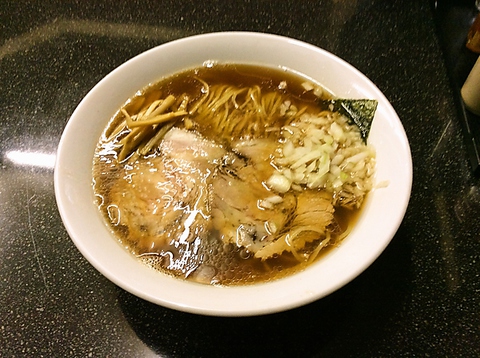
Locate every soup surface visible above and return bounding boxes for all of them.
[92,63,376,285]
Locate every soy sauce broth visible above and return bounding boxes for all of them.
[93,63,367,286]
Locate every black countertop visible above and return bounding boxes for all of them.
[1,0,479,356]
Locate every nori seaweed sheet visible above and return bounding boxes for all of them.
[318,99,378,143]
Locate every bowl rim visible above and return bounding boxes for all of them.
[54,31,412,316]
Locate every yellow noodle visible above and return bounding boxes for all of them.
[307,233,331,264]
[188,77,210,115]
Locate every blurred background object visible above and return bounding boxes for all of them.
[461,57,480,115]
[466,12,480,52]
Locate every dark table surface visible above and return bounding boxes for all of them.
[1,0,479,356]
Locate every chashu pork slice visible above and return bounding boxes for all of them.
[109,128,225,253]
[211,138,334,260]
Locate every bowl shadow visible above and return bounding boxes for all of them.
[117,225,413,357]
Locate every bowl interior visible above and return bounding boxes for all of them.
[54,32,412,316]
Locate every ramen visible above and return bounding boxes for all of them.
[92,63,376,285]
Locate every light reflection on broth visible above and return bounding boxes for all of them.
[92,63,375,286]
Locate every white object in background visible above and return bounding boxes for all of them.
[461,56,480,116]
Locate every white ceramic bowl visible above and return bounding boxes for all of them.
[54,32,412,316]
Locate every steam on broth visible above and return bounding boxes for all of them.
[92,63,376,286]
